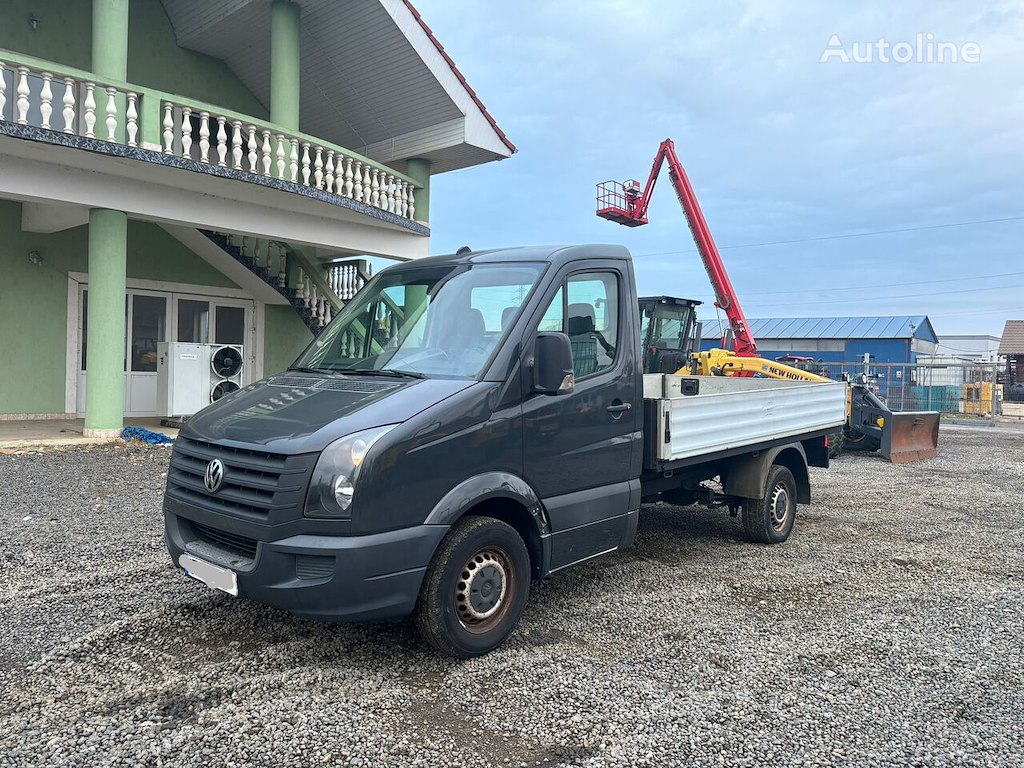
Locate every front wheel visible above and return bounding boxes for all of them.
[414,516,531,658]
[741,465,797,544]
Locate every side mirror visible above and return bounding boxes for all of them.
[533,332,574,395]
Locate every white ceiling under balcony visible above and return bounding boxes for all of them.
[158,0,515,174]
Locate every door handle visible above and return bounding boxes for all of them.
[606,402,632,413]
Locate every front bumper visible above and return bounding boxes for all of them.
[165,509,449,622]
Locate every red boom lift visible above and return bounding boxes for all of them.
[596,138,758,358]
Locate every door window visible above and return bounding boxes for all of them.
[130,295,167,372]
[534,274,620,379]
[215,305,245,345]
[177,299,210,343]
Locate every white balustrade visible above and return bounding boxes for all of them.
[39,73,53,129]
[0,62,414,223]
[126,92,138,147]
[0,57,420,222]
[155,99,420,220]
[105,87,118,141]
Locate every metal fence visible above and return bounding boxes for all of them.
[799,361,1004,424]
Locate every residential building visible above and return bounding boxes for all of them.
[999,320,1024,388]
[0,0,514,434]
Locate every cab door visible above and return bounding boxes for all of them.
[521,263,641,570]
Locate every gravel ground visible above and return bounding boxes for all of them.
[1,427,1022,767]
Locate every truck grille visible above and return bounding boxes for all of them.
[192,521,258,559]
[167,436,318,522]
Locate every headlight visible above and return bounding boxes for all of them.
[304,425,396,518]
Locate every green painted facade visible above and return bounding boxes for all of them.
[406,158,431,223]
[0,201,244,415]
[0,0,267,118]
[270,0,301,130]
[84,208,128,432]
[0,0,431,421]
[264,305,313,377]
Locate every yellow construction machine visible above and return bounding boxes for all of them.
[690,348,940,463]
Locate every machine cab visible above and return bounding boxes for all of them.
[638,296,702,374]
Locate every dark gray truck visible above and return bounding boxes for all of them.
[164,245,846,657]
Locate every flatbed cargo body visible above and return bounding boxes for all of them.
[641,374,847,469]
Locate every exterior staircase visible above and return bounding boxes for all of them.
[200,230,372,335]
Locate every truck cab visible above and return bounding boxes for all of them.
[164,245,844,657]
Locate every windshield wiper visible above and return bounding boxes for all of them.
[348,368,426,379]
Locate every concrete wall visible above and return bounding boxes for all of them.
[0,0,267,117]
[263,305,312,377]
[0,200,240,415]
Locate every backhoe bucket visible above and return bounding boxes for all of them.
[881,411,940,464]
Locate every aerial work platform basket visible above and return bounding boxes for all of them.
[595,179,647,226]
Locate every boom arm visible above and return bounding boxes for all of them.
[691,349,829,381]
[597,139,758,357]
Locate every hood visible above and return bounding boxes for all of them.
[181,372,476,454]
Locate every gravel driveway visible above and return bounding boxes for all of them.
[1,427,1022,767]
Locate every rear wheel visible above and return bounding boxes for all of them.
[741,465,797,544]
[414,516,530,658]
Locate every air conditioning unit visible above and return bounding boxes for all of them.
[210,344,244,402]
[157,342,213,417]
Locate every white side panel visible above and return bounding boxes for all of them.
[655,381,847,461]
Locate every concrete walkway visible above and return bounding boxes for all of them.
[0,418,178,450]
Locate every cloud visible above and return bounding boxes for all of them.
[425,0,1024,333]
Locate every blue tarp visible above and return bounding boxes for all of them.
[122,426,175,444]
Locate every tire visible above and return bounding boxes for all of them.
[827,428,844,459]
[414,515,531,658]
[741,465,797,544]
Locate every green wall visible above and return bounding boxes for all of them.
[0,201,241,415]
[0,0,267,118]
[127,225,237,287]
[0,201,82,415]
[263,305,312,377]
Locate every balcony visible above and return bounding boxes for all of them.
[0,50,428,258]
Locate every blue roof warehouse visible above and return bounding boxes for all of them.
[699,315,939,364]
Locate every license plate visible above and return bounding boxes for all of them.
[178,553,238,596]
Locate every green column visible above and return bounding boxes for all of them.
[84,209,127,438]
[406,158,431,224]
[271,0,301,131]
[92,0,129,80]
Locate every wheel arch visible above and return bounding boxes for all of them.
[722,444,811,504]
[424,472,548,579]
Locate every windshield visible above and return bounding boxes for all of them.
[292,262,544,378]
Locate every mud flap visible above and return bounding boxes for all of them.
[881,411,940,464]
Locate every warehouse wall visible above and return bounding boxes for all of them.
[699,337,917,364]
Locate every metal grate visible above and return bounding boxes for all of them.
[269,375,400,394]
[167,437,317,522]
[295,555,335,580]
[192,521,258,559]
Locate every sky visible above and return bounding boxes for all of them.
[418,1,1024,336]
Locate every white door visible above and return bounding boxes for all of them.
[126,292,168,416]
[75,287,253,417]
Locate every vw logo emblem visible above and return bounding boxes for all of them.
[204,459,225,493]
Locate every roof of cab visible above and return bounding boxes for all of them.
[389,244,633,271]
